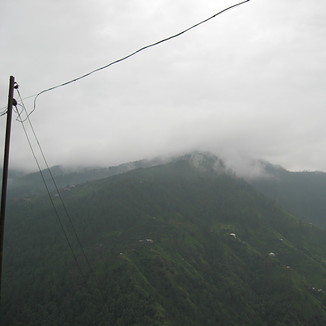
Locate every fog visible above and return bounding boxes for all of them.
[1,0,326,173]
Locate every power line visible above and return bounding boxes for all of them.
[10,0,250,120]
[15,88,111,314]
[14,102,84,275]
[16,88,95,274]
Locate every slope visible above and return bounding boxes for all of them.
[250,162,326,229]
[2,153,326,326]
[6,158,162,198]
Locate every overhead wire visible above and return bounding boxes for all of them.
[7,0,250,120]
[0,105,8,116]
[6,0,250,281]
[16,88,95,274]
[13,101,84,276]
[4,0,251,313]
[15,87,110,313]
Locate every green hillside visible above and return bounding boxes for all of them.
[250,162,326,229]
[2,153,326,326]
[6,158,163,199]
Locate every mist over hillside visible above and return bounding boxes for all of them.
[249,161,326,229]
[5,152,326,231]
[2,152,326,325]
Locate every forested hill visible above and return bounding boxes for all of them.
[5,157,162,198]
[249,162,326,229]
[2,153,326,326]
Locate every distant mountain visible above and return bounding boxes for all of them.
[249,161,326,229]
[7,155,326,231]
[6,157,163,198]
[2,152,326,326]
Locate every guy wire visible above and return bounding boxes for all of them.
[16,88,95,274]
[14,102,84,276]
[16,88,111,314]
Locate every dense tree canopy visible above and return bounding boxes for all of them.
[2,154,326,325]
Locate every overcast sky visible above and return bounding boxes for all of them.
[1,0,326,173]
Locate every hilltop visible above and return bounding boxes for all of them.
[2,153,326,325]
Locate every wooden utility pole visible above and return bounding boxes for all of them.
[0,76,16,301]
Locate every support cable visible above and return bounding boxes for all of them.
[16,88,95,273]
[14,103,84,276]
[2,0,250,118]
[15,88,110,315]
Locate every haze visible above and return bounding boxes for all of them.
[1,0,325,172]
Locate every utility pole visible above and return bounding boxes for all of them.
[0,76,16,302]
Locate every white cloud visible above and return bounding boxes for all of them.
[1,0,326,172]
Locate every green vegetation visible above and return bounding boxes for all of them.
[2,153,326,325]
[250,162,326,229]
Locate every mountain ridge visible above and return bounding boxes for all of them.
[2,153,326,325]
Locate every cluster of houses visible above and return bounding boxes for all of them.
[228,233,293,270]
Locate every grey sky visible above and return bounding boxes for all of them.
[1,0,326,172]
